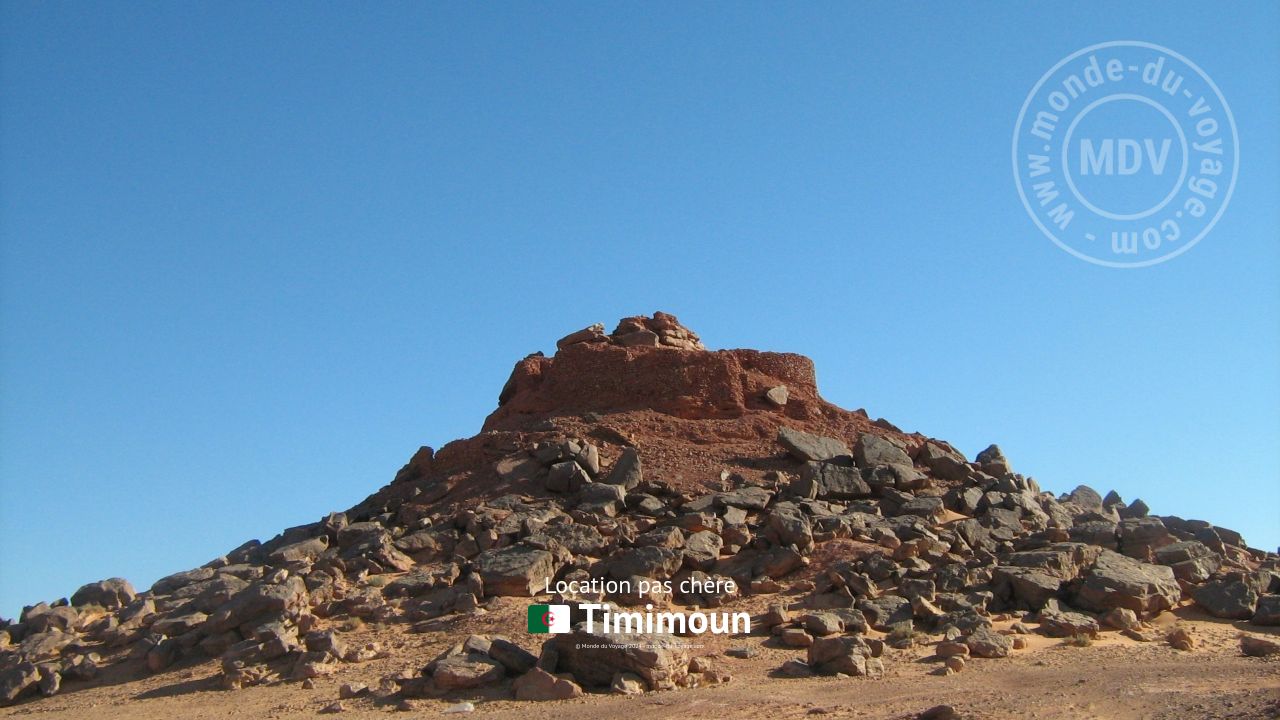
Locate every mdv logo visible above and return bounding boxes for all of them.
[1012,42,1238,268]
[1079,138,1173,176]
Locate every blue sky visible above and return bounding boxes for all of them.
[1,2,1276,616]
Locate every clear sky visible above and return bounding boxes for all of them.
[1,3,1277,617]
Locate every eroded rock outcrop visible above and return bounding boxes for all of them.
[3,313,1276,708]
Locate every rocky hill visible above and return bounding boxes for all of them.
[2,312,1278,713]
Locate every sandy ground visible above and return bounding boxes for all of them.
[4,600,1278,720]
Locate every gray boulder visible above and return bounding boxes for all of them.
[546,461,590,493]
[474,546,557,596]
[797,462,871,500]
[1253,595,1280,626]
[0,661,40,705]
[604,448,643,490]
[1071,550,1179,619]
[683,531,723,571]
[964,627,1012,658]
[431,653,505,690]
[70,578,136,610]
[854,434,911,468]
[917,442,970,482]
[765,502,813,549]
[1193,576,1260,620]
[807,635,872,675]
[975,445,1011,475]
[609,546,684,580]
[1153,541,1221,583]
[778,427,851,463]
[203,576,308,634]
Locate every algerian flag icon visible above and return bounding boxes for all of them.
[528,604,570,634]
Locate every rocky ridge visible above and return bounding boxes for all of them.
[3,312,1278,709]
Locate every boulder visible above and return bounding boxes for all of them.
[857,596,913,632]
[532,524,607,556]
[512,667,584,700]
[546,461,590,493]
[431,653,505,690]
[964,627,1012,658]
[992,567,1061,611]
[898,497,945,520]
[610,671,645,694]
[975,445,1011,476]
[1038,602,1100,638]
[1252,595,1280,626]
[917,443,970,482]
[854,434,911,468]
[683,531,723,571]
[797,462,871,500]
[578,482,626,517]
[70,578,136,610]
[488,638,538,675]
[799,612,844,636]
[203,576,308,634]
[1063,485,1105,513]
[474,546,557,597]
[806,635,872,675]
[151,612,209,637]
[1193,577,1260,620]
[1241,634,1280,657]
[609,546,684,580]
[266,536,328,566]
[152,567,217,594]
[1071,550,1179,619]
[556,323,607,349]
[605,448,643,490]
[0,661,40,705]
[1117,517,1173,559]
[778,427,851,463]
[548,627,689,690]
[1154,541,1222,583]
[23,605,77,634]
[865,463,928,494]
[717,486,773,511]
[765,502,813,549]
[754,546,807,579]
[765,386,789,407]
[20,631,76,663]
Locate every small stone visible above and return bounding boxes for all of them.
[777,659,812,678]
[918,705,958,720]
[1241,634,1280,657]
[610,672,645,695]
[781,628,814,647]
[319,700,345,714]
[512,668,583,701]
[442,701,476,713]
[944,655,966,672]
[1100,607,1141,631]
[1167,627,1195,651]
[338,682,368,699]
[765,386,789,407]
